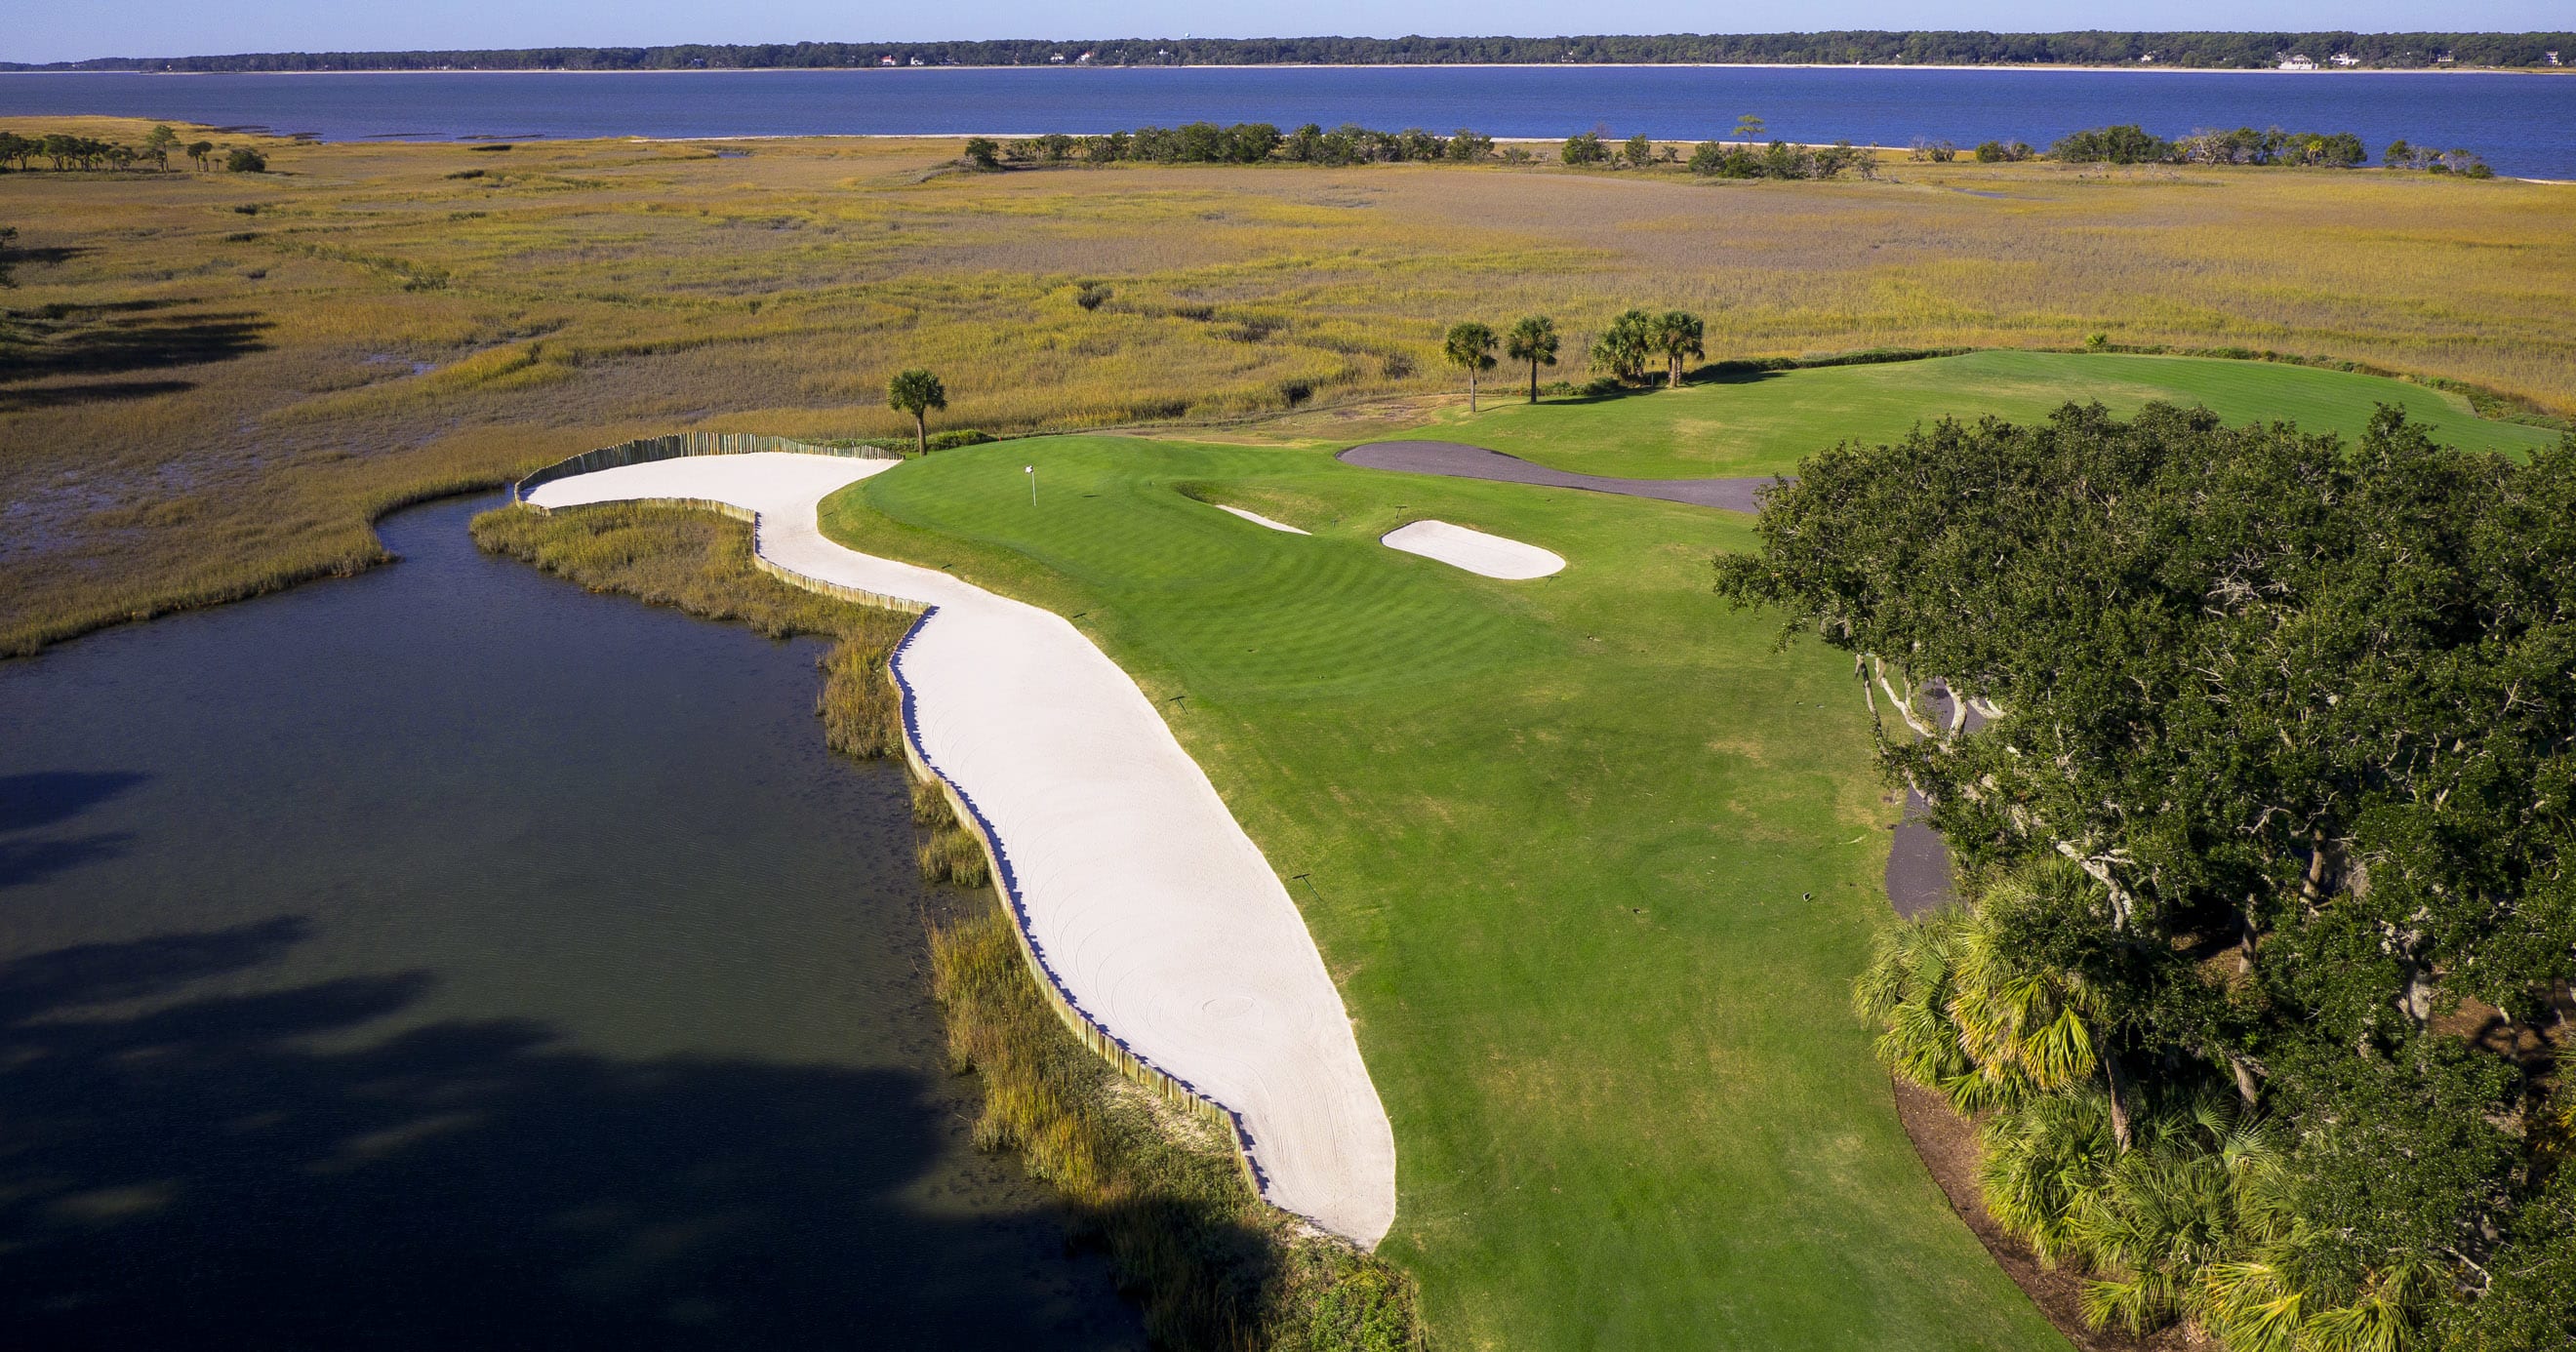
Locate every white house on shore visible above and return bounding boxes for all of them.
[2276,54,2319,71]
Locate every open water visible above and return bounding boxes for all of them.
[0,494,1145,1350]
[0,65,2570,176]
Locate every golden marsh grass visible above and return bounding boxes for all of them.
[4,120,2573,652]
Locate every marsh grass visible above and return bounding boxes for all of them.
[7,119,2573,655]
[927,894,1423,1352]
[468,497,1417,1350]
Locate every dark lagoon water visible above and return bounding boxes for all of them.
[2,65,2572,176]
[0,495,1144,1350]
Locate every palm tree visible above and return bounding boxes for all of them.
[1856,859,2133,1142]
[887,368,947,455]
[1505,315,1559,403]
[1651,309,1704,388]
[1442,321,1498,413]
[1589,308,1656,386]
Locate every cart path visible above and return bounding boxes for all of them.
[527,453,1397,1248]
[1337,440,1777,513]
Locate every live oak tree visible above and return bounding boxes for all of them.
[887,368,947,454]
[1504,315,1558,403]
[1442,321,1498,412]
[1719,402,2576,1348]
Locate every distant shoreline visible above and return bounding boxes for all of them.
[3,62,2568,77]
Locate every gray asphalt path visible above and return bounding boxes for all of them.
[1337,440,1777,513]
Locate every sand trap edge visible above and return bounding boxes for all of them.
[1215,503,1311,536]
[1381,519,1566,579]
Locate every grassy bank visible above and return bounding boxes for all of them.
[469,497,1419,1349]
[821,435,2071,1349]
[8,119,2576,654]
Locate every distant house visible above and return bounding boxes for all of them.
[907,57,924,66]
[2435,53,2457,65]
[1049,53,1067,64]
[2329,53,2360,67]
[877,55,898,67]
[2138,52,2157,63]
[2276,54,2318,71]
[2548,51,2562,66]
[1076,51,1096,64]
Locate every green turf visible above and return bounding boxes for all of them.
[1406,351,2563,479]
[821,437,2067,1351]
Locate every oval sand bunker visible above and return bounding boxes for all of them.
[526,452,1397,1246]
[1381,519,1565,579]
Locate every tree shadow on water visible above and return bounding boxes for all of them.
[0,773,149,891]
[0,921,1144,1351]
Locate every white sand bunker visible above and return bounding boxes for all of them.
[1214,503,1310,536]
[1382,519,1565,579]
[528,453,1397,1247]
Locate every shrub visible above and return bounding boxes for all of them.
[962,137,1000,169]
[1560,132,1609,166]
[1974,139,2034,162]
[2049,125,2172,164]
[1074,281,1111,310]
[224,147,267,173]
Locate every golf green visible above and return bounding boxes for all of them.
[1400,350,2562,480]
[820,437,2067,1351]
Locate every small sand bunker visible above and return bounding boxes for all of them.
[1215,503,1310,536]
[1381,520,1565,579]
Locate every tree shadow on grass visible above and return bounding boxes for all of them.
[0,306,271,384]
[0,379,198,413]
[0,920,1149,1351]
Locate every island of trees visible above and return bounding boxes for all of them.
[9,30,2570,72]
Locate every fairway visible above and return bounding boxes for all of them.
[1405,351,2564,480]
[820,437,2067,1350]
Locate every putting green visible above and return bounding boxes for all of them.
[1407,351,2562,480]
[822,438,2067,1351]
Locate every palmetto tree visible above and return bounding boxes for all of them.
[887,368,947,455]
[1651,309,1704,388]
[1442,320,1498,412]
[1588,308,1656,385]
[1855,859,2132,1140]
[1504,315,1558,403]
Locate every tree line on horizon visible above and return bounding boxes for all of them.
[12,30,2570,73]
[966,120,2480,178]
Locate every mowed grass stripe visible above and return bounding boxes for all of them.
[1406,350,2563,480]
[825,436,2066,1350]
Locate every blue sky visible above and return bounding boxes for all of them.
[9,2,2566,65]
